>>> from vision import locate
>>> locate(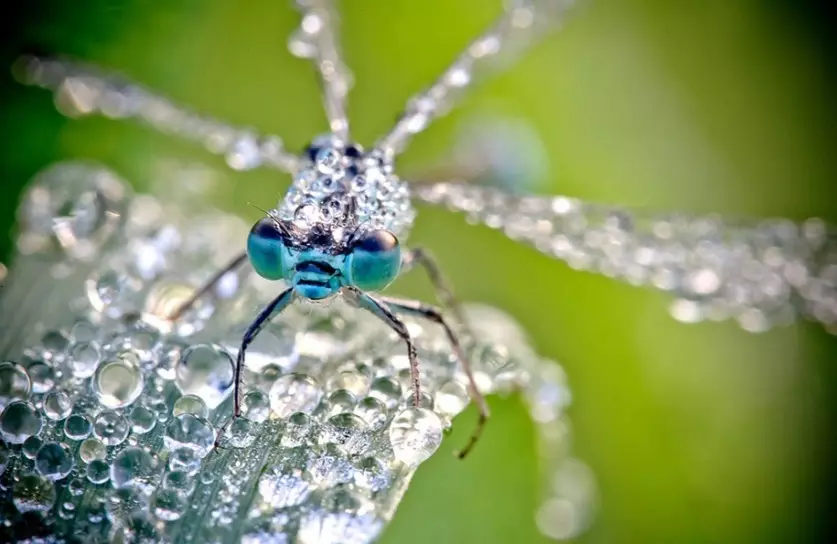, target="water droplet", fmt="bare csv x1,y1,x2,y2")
322,413,370,455
168,447,201,474
86,268,144,318
93,410,130,446
43,390,72,420
280,412,312,447
39,331,70,363
269,373,323,418
354,456,392,492
368,376,402,409
79,437,106,463
93,351,144,409
322,389,357,418
129,405,156,434
164,414,215,457
242,390,270,423
152,488,187,521
306,444,354,485
175,344,234,409
87,459,110,484
227,418,256,448
162,470,195,496
35,442,74,480
23,435,42,459
64,413,93,440
13,473,56,513
69,341,102,378
259,461,313,508
0,361,31,409
110,446,156,489
70,318,98,343
435,380,469,417
26,360,55,394
354,396,388,430
389,407,443,465
172,394,208,419
1,400,43,444
326,370,370,397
